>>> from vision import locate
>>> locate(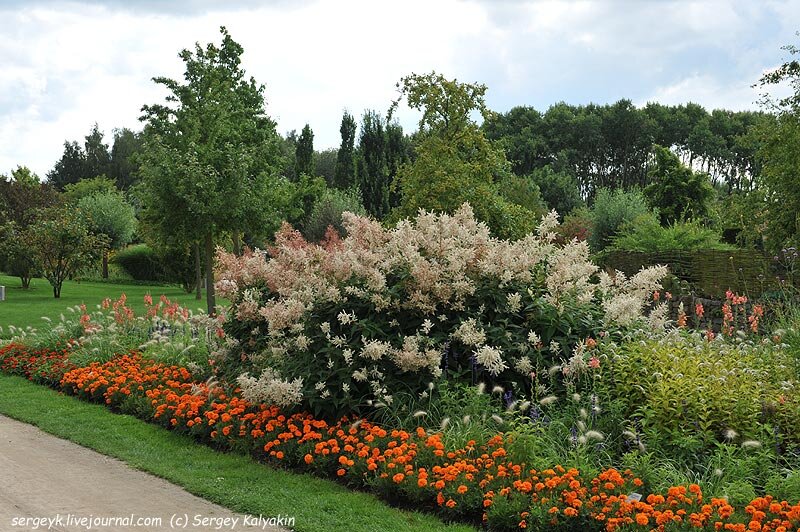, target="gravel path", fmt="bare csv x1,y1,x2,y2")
0,415,291,532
